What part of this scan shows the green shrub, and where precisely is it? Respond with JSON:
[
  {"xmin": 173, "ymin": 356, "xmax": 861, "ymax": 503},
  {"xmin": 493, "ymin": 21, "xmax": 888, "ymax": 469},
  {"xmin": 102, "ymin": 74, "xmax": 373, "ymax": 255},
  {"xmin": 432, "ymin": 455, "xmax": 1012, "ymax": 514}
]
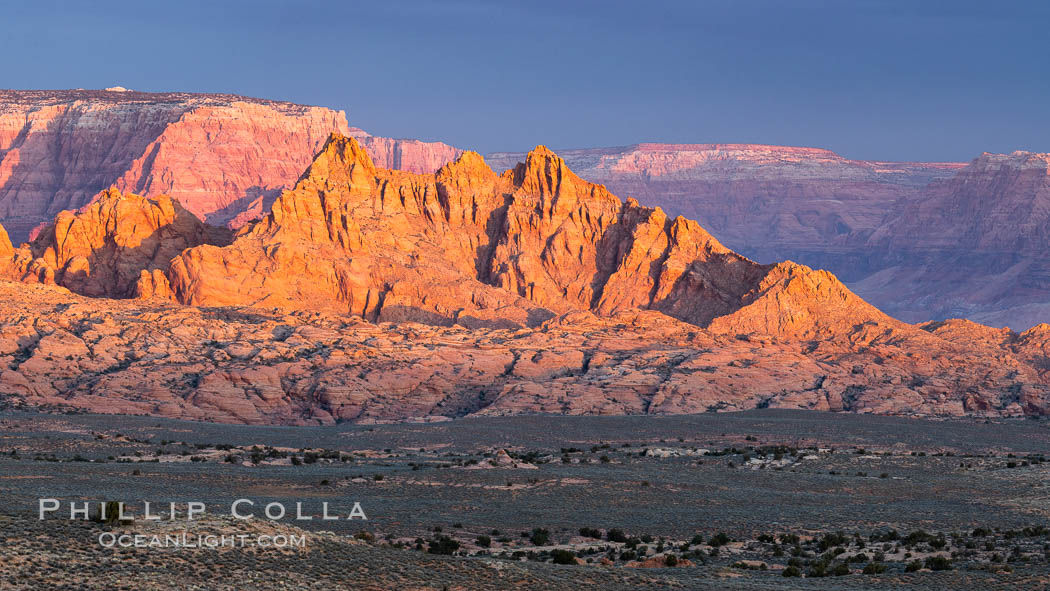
[
  {"xmin": 807, "ymin": 561, "xmax": 829, "ymax": 577},
  {"xmin": 818, "ymin": 531, "xmax": 848, "ymax": 550},
  {"xmin": 550, "ymin": 549, "xmax": 576, "ymax": 565},
  {"xmin": 530, "ymin": 528, "xmax": 550, "ymax": 546},
  {"xmin": 709, "ymin": 532, "xmax": 730, "ymax": 547},
  {"xmin": 924, "ymin": 555, "xmax": 952, "ymax": 571},
  {"xmin": 863, "ymin": 562, "xmax": 887, "ymax": 574},
  {"xmin": 428, "ymin": 535, "xmax": 460, "ymax": 555},
  {"xmin": 904, "ymin": 530, "xmax": 930, "ymax": 546}
]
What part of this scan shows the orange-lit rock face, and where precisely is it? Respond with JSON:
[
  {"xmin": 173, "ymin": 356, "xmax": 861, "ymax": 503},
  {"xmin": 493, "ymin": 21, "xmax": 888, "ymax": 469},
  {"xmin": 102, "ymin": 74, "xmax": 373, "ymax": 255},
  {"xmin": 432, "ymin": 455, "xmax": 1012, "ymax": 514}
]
[
  {"xmin": 2, "ymin": 188, "xmax": 230, "ymax": 298},
  {"xmin": 0, "ymin": 222, "xmax": 12, "ymax": 257},
  {"xmin": 165, "ymin": 137, "xmax": 539, "ymax": 326},
  {"xmin": 162, "ymin": 135, "xmax": 877, "ymax": 338},
  {"xmin": 0, "ymin": 90, "xmax": 460, "ymax": 242}
]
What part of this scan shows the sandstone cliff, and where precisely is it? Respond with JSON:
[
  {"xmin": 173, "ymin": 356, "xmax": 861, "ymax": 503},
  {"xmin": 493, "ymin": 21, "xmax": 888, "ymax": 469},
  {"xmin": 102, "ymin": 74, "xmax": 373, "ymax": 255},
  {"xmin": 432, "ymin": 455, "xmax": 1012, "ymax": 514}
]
[
  {"xmin": 0, "ymin": 89, "xmax": 460, "ymax": 241},
  {"xmin": 0, "ymin": 188, "xmax": 230, "ymax": 297},
  {"xmin": 156, "ymin": 135, "xmax": 878, "ymax": 341},
  {"xmin": 487, "ymin": 143, "xmax": 1050, "ymax": 330},
  {"xmin": 357, "ymin": 136, "xmax": 462, "ymax": 174},
  {"xmin": 855, "ymin": 152, "xmax": 1050, "ymax": 327},
  {"xmin": 9, "ymin": 87, "xmax": 1045, "ymax": 332}
]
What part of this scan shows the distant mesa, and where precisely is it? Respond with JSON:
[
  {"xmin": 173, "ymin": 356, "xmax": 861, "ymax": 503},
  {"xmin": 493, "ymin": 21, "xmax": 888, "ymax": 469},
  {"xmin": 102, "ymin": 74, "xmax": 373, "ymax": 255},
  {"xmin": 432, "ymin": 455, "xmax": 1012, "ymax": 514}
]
[{"xmin": 0, "ymin": 89, "xmax": 461, "ymax": 244}]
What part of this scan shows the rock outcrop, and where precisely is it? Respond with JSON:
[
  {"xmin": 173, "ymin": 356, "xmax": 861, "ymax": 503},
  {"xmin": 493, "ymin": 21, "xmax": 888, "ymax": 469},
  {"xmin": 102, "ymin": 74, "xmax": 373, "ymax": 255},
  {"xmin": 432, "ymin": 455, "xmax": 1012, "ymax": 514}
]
[
  {"xmin": 0, "ymin": 89, "xmax": 460, "ymax": 242},
  {"xmin": 9, "ymin": 88, "xmax": 1045, "ymax": 331},
  {"xmin": 0, "ymin": 188, "xmax": 231, "ymax": 297},
  {"xmin": 0, "ymin": 281, "xmax": 1044, "ymax": 425},
  {"xmin": 487, "ymin": 144, "xmax": 1050, "ymax": 330},
  {"xmin": 158, "ymin": 135, "xmax": 876, "ymax": 340},
  {"xmin": 164, "ymin": 137, "xmax": 541, "ymax": 326},
  {"xmin": 0, "ymin": 135, "xmax": 1048, "ymax": 424},
  {"xmin": 485, "ymin": 143, "xmax": 963, "ymax": 260},
  {"xmin": 0, "ymin": 222, "xmax": 12, "ymax": 257}
]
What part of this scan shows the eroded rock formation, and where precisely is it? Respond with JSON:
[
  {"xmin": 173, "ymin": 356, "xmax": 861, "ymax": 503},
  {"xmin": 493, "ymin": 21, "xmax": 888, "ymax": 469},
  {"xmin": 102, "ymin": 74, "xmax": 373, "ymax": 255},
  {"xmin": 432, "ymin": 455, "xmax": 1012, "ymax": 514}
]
[
  {"xmin": 0, "ymin": 89, "xmax": 460, "ymax": 241},
  {"xmin": 156, "ymin": 135, "xmax": 878, "ymax": 340},
  {"xmin": 488, "ymin": 144, "xmax": 1050, "ymax": 330},
  {"xmin": 0, "ymin": 188, "xmax": 230, "ymax": 297},
  {"xmin": 485, "ymin": 143, "xmax": 963, "ymax": 259},
  {"xmin": 0, "ymin": 136, "xmax": 1047, "ymax": 424},
  {"xmin": 0, "ymin": 281, "xmax": 1044, "ymax": 425}
]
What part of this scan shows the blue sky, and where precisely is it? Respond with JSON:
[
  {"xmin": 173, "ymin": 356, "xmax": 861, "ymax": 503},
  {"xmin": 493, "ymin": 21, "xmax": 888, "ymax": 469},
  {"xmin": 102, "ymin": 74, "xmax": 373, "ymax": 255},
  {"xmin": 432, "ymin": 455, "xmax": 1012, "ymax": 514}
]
[{"xmin": 2, "ymin": 0, "xmax": 1047, "ymax": 161}]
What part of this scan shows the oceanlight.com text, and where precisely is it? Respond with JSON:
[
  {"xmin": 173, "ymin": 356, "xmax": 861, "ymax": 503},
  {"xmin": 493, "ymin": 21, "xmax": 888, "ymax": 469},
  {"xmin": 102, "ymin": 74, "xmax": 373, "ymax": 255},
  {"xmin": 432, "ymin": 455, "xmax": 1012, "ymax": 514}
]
[{"xmin": 97, "ymin": 532, "xmax": 307, "ymax": 549}]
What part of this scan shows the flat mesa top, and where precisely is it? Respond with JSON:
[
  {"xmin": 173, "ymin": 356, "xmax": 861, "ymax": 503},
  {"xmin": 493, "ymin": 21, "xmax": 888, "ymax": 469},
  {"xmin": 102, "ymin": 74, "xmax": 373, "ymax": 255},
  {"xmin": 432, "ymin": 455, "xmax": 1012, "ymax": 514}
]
[{"xmin": 0, "ymin": 88, "xmax": 329, "ymax": 111}]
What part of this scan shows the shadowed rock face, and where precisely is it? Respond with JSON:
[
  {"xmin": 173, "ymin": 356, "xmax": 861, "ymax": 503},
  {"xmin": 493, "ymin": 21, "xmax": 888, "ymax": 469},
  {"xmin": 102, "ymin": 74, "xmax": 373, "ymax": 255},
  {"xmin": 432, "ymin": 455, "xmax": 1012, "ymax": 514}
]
[
  {"xmin": 0, "ymin": 90, "xmax": 460, "ymax": 242},
  {"xmin": 856, "ymin": 152, "xmax": 1050, "ymax": 328}
]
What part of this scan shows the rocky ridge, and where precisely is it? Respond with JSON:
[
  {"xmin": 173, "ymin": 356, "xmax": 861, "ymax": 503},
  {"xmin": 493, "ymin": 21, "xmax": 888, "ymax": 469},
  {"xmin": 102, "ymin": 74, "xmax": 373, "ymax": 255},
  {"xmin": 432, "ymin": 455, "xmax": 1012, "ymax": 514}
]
[
  {"xmin": 0, "ymin": 188, "xmax": 231, "ymax": 297},
  {"xmin": 9, "ymin": 88, "xmax": 1046, "ymax": 330},
  {"xmin": 488, "ymin": 144, "xmax": 1050, "ymax": 330},
  {"xmin": 151, "ymin": 135, "xmax": 887, "ymax": 340}
]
